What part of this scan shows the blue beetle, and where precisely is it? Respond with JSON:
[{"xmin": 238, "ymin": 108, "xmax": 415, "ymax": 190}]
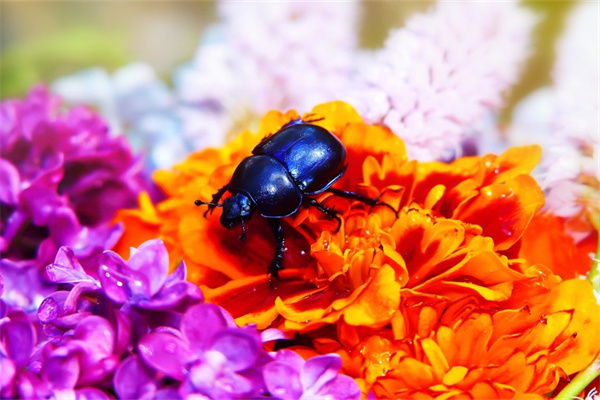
[{"xmin": 195, "ymin": 118, "xmax": 397, "ymax": 285}]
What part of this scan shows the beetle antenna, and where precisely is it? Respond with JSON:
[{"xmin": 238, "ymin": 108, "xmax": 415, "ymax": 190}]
[
  {"xmin": 239, "ymin": 220, "xmax": 247, "ymax": 241},
  {"xmin": 194, "ymin": 200, "xmax": 223, "ymax": 208}
]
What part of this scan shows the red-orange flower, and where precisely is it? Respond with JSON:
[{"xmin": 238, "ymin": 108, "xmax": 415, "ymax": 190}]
[{"xmin": 114, "ymin": 102, "xmax": 600, "ymax": 398}]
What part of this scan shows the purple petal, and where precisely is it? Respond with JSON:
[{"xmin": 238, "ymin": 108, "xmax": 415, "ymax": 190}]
[
  {"xmin": 209, "ymin": 329, "xmax": 261, "ymax": 372},
  {"xmin": 181, "ymin": 304, "xmax": 234, "ymax": 354},
  {"xmin": 1, "ymin": 208, "xmax": 28, "ymax": 247},
  {"xmin": 64, "ymin": 282, "xmax": 99, "ymax": 314},
  {"xmin": 19, "ymin": 187, "xmax": 80, "ymax": 245},
  {"xmin": 98, "ymin": 250, "xmax": 151, "ymax": 302},
  {"xmin": 164, "ymin": 261, "xmax": 187, "ymax": 287},
  {"xmin": 1, "ymin": 259, "xmax": 54, "ymax": 312},
  {"xmin": 187, "ymin": 359, "xmax": 256, "ymax": 399},
  {"xmin": 75, "ymin": 387, "xmax": 111, "ymax": 400},
  {"xmin": 0, "ymin": 358, "xmax": 16, "ymax": 393},
  {"xmin": 264, "ymin": 360, "xmax": 303, "ymax": 400},
  {"xmin": 47, "ymin": 207, "xmax": 81, "ymax": 246},
  {"xmin": 97, "ymin": 264, "xmax": 129, "ymax": 304},
  {"xmin": 15, "ymin": 370, "xmax": 51, "ymax": 400},
  {"xmin": 114, "ymin": 355, "xmax": 157, "ymax": 400},
  {"xmin": 300, "ymin": 354, "xmax": 342, "ymax": 395},
  {"xmin": 0, "ymin": 311, "xmax": 37, "ymax": 368},
  {"xmin": 41, "ymin": 351, "xmax": 80, "ymax": 390},
  {"xmin": 71, "ymin": 223, "xmax": 124, "ymax": 262},
  {"xmin": 156, "ymin": 386, "xmax": 182, "ymax": 400},
  {"xmin": 272, "ymin": 349, "xmax": 304, "ymax": 370},
  {"xmin": 46, "ymin": 247, "xmax": 95, "ymax": 284},
  {"xmin": 113, "ymin": 309, "xmax": 132, "ymax": 357},
  {"xmin": 138, "ymin": 332, "xmax": 195, "ymax": 380},
  {"xmin": 312, "ymin": 374, "xmax": 361, "ymax": 400},
  {"xmin": 137, "ymin": 281, "xmax": 203, "ymax": 310},
  {"xmin": 261, "ymin": 328, "xmax": 289, "ymax": 343},
  {"xmin": 73, "ymin": 316, "xmax": 115, "ymax": 357},
  {"xmin": 127, "ymin": 239, "xmax": 169, "ymax": 296},
  {"xmin": 49, "ymin": 312, "xmax": 93, "ymax": 331},
  {"xmin": 38, "ymin": 291, "xmax": 70, "ymax": 332},
  {"xmin": 66, "ymin": 316, "xmax": 118, "ymax": 385},
  {"xmin": 0, "ymin": 159, "xmax": 20, "ymax": 204}
]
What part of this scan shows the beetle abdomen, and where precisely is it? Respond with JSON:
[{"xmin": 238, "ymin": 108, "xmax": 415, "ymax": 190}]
[
  {"xmin": 253, "ymin": 124, "xmax": 347, "ymax": 195},
  {"xmin": 229, "ymin": 156, "xmax": 303, "ymax": 218}
]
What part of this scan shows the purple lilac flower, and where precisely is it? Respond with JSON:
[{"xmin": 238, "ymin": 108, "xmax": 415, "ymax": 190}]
[
  {"xmin": 2, "ymin": 239, "xmax": 360, "ymax": 399},
  {"xmin": 263, "ymin": 350, "xmax": 361, "ymax": 400},
  {"xmin": 0, "ymin": 86, "xmax": 150, "ymax": 312},
  {"xmin": 344, "ymin": 1, "xmax": 536, "ymax": 161}
]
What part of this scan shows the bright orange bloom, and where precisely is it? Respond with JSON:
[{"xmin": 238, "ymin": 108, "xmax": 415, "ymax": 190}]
[{"xmin": 114, "ymin": 102, "xmax": 600, "ymax": 398}]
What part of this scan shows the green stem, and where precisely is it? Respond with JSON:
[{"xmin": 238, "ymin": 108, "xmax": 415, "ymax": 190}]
[
  {"xmin": 554, "ymin": 358, "xmax": 600, "ymax": 400},
  {"xmin": 587, "ymin": 232, "xmax": 600, "ymax": 293},
  {"xmin": 554, "ymin": 232, "xmax": 600, "ymax": 400}
]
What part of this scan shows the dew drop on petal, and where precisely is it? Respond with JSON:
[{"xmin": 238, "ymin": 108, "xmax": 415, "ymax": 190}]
[{"xmin": 165, "ymin": 341, "xmax": 177, "ymax": 354}]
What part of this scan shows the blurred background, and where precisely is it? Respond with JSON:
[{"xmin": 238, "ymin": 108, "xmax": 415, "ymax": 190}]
[{"xmin": 0, "ymin": 1, "xmax": 574, "ymax": 121}]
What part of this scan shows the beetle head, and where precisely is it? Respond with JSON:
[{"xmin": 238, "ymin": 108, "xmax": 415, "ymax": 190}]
[{"xmin": 220, "ymin": 193, "xmax": 255, "ymax": 229}]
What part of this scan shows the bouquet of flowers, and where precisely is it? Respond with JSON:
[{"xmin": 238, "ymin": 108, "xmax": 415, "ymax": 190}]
[{"xmin": 1, "ymin": 1, "xmax": 598, "ymax": 399}]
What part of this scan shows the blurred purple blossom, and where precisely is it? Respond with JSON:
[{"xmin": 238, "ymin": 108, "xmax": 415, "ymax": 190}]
[
  {"xmin": 345, "ymin": 1, "xmax": 536, "ymax": 161},
  {"xmin": 2, "ymin": 239, "xmax": 359, "ymax": 399},
  {"xmin": 0, "ymin": 85, "xmax": 149, "ymax": 313}
]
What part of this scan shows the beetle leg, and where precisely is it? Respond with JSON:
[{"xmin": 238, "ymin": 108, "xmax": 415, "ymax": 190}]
[
  {"xmin": 239, "ymin": 220, "xmax": 247, "ymax": 241},
  {"xmin": 201, "ymin": 184, "xmax": 229, "ymax": 217},
  {"xmin": 267, "ymin": 219, "xmax": 285, "ymax": 288},
  {"xmin": 305, "ymin": 198, "xmax": 342, "ymax": 233},
  {"xmin": 327, "ymin": 188, "xmax": 399, "ymax": 218}
]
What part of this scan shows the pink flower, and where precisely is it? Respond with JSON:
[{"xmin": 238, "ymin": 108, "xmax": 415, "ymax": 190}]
[
  {"xmin": 345, "ymin": 1, "xmax": 536, "ymax": 161},
  {"xmin": 175, "ymin": 1, "xmax": 360, "ymax": 150},
  {"xmin": 543, "ymin": 2, "xmax": 599, "ymax": 223}
]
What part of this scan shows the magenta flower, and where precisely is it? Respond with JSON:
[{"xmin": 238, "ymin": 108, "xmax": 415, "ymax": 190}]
[
  {"xmin": 264, "ymin": 350, "xmax": 361, "ymax": 400},
  {"xmin": 0, "ymin": 85, "xmax": 150, "ymax": 312},
  {"xmin": 25, "ymin": 239, "xmax": 360, "ymax": 399}
]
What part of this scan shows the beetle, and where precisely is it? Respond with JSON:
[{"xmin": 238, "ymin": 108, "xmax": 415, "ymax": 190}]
[{"xmin": 195, "ymin": 118, "xmax": 397, "ymax": 285}]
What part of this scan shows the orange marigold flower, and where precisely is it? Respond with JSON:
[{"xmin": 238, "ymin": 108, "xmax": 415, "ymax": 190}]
[{"xmin": 114, "ymin": 102, "xmax": 600, "ymax": 397}]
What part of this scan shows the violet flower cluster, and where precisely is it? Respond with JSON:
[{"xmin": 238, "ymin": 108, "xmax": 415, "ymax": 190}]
[
  {"xmin": 0, "ymin": 85, "xmax": 150, "ymax": 313},
  {"xmin": 0, "ymin": 239, "xmax": 360, "ymax": 400}
]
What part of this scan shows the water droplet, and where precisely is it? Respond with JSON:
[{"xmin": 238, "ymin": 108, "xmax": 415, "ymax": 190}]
[
  {"xmin": 116, "ymin": 281, "xmax": 123, "ymax": 287},
  {"xmin": 300, "ymin": 250, "xmax": 306, "ymax": 256},
  {"xmin": 165, "ymin": 342, "xmax": 176, "ymax": 354}
]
